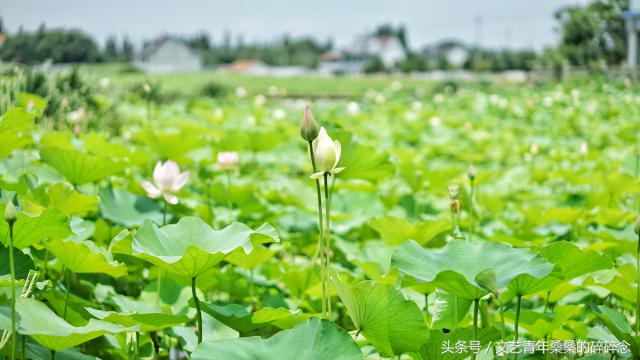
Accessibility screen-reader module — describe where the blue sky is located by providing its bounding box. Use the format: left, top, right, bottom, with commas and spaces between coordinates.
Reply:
1, 0, 591, 50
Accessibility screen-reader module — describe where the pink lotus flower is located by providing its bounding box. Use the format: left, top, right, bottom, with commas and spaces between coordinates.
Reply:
217, 151, 239, 171
141, 160, 189, 205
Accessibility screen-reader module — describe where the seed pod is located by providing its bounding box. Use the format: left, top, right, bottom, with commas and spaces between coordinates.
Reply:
300, 106, 319, 142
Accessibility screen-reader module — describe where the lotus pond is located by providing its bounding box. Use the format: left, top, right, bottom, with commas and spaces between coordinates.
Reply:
0, 71, 640, 360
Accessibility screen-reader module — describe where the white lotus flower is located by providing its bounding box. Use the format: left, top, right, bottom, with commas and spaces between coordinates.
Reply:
67, 107, 86, 123
579, 141, 588, 156
217, 151, 239, 171
141, 160, 189, 205
310, 127, 345, 179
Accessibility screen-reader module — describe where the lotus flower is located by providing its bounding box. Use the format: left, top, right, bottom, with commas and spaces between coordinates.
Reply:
217, 151, 239, 171
310, 127, 344, 179
141, 160, 189, 205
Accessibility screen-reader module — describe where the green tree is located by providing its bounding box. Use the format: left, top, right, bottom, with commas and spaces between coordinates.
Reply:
554, 0, 627, 66
104, 36, 119, 61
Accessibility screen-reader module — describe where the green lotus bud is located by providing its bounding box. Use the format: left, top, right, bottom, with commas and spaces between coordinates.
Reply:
635, 214, 640, 235
4, 201, 17, 224
300, 106, 319, 142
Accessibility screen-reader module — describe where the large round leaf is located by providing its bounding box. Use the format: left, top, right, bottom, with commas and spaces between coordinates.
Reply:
332, 277, 428, 357
191, 318, 362, 360
109, 217, 279, 278
85, 308, 188, 332
508, 241, 613, 295
196, 302, 309, 333
39, 146, 127, 185
0, 107, 34, 159
98, 188, 163, 227
46, 237, 127, 278
391, 240, 553, 299
0, 298, 137, 351
0, 207, 71, 249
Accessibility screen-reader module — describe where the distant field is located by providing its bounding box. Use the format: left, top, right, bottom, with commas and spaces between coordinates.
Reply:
77, 63, 473, 98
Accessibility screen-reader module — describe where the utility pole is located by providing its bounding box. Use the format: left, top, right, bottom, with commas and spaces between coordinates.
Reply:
624, 0, 640, 81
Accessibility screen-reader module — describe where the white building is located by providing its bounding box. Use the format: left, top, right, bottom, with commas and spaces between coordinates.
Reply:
135, 36, 203, 74
353, 34, 406, 67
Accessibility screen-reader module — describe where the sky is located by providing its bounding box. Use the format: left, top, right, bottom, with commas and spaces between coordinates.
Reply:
1, 0, 591, 51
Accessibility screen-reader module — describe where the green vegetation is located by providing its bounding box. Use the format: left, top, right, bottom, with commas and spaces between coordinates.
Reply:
0, 67, 639, 359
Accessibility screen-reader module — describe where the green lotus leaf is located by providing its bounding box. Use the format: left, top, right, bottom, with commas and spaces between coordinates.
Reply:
0, 298, 137, 351
98, 188, 163, 228
15, 92, 47, 116
504, 305, 582, 339
85, 308, 188, 332
413, 326, 502, 360
508, 241, 613, 296
593, 306, 640, 358
39, 146, 127, 185
0, 207, 71, 249
0, 246, 34, 280
391, 240, 554, 299
27, 182, 100, 216
109, 217, 279, 278
332, 277, 428, 357
0, 107, 34, 159
196, 302, 309, 333
430, 291, 472, 330
191, 318, 362, 360
45, 237, 127, 278
224, 243, 280, 269
335, 135, 394, 182
368, 216, 449, 246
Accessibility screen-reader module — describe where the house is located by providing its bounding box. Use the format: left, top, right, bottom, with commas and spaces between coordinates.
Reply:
422, 40, 469, 68
135, 36, 203, 73
316, 33, 407, 75
352, 34, 406, 67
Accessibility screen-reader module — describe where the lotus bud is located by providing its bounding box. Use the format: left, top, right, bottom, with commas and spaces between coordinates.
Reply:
301, 106, 319, 142
579, 141, 588, 156
635, 214, 640, 235
310, 127, 345, 179
4, 201, 17, 224
467, 164, 476, 181
530, 143, 540, 156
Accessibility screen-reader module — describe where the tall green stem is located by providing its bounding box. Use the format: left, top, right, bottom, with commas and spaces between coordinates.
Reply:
323, 174, 332, 318
469, 178, 475, 241
472, 299, 479, 360
191, 277, 203, 344
636, 234, 640, 335
514, 295, 522, 360
63, 268, 71, 320
8, 221, 16, 360
307, 141, 326, 318
162, 199, 167, 226
225, 171, 233, 211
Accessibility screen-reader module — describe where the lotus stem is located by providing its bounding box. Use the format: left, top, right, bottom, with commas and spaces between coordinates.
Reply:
134, 332, 139, 360
307, 140, 326, 318
225, 170, 233, 211
472, 299, 479, 360
8, 221, 16, 360
323, 173, 332, 318
636, 233, 640, 335
191, 277, 203, 344
469, 178, 475, 241
51, 350, 55, 360
62, 268, 71, 320
514, 295, 522, 360
162, 199, 167, 226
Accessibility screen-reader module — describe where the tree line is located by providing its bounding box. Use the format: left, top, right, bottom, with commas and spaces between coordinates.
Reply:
0, 0, 630, 72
